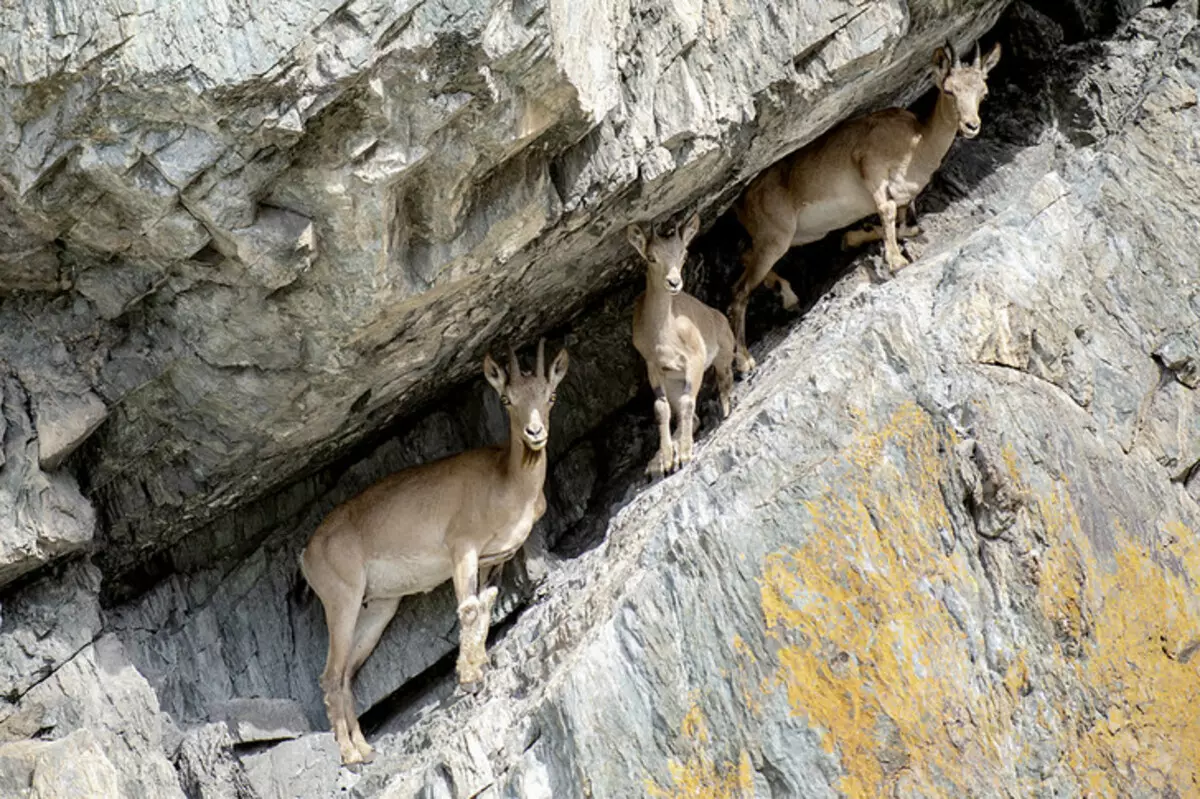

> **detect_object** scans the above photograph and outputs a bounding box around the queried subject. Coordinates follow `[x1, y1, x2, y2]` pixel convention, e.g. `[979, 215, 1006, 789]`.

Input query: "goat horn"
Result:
[508, 344, 521, 377]
[536, 338, 546, 378]
[944, 39, 957, 66]
[974, 42, 982, 66]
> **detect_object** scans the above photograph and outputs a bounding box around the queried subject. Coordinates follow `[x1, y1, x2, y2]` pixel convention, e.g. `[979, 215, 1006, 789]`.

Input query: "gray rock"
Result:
[1, 1, 1197, 798]
[0, 635, 183, 799]
[240, 733, 348, 799]
[0, 728, 122, 799]
[0, 376, 95, 589]
[2, 0, 1015, 581]
[211, 698, 311, 745]
[0, 560, 101, 701]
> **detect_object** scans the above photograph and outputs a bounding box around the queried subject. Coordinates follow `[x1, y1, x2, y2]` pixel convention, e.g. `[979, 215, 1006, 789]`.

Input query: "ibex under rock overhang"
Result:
[728, 40, 1002, 370]
[299, 339, 568, 765]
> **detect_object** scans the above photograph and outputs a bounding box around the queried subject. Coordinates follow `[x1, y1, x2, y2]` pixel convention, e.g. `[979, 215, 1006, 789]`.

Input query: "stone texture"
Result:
[232, 3, 1197, 795]
[0, 1, 1196, 798]
[0, 376, 95, 589]
[0, 0, 1010, 588]
[0, 634, 183, 798]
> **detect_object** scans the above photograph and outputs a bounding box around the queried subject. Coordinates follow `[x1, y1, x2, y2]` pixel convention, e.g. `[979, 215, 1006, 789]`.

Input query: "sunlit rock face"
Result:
[0, 0, 1007, 585]
[3, 0, 1199, 797]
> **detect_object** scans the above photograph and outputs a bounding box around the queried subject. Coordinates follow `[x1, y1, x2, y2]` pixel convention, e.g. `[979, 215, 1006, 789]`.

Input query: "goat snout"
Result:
[523, 410, 547, 449]
[665, 276, 683, 294]
[961, 119, 981, 138]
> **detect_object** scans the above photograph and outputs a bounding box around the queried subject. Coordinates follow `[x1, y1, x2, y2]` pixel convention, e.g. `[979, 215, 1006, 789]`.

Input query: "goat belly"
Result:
[793, 190, 875, 243]
[363, 553, 452, 599]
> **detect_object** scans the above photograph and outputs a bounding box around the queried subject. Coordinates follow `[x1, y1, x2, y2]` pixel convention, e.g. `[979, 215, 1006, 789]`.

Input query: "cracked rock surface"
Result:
[0, 0, 1008, 586]
[1, 0, 1199, 797]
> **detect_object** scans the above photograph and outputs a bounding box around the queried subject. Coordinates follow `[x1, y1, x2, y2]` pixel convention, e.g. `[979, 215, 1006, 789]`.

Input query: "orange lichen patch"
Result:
[1031, 482, 1200, 794]
[758, 402, 1015, 796]
[730, 635, 765, 717]
[645, 704, 755, 799]
[1071, 535, 1200, 792]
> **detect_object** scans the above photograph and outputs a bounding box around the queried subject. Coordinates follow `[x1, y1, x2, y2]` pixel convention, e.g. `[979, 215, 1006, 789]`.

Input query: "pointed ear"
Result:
[932, 46, 952, 86]
[547, 349, 569, 389]
[483, 353, 507, 395]
[679, 212, 700, 246]
[627, 224, 648, 259]
[981, 42, 1001, 75]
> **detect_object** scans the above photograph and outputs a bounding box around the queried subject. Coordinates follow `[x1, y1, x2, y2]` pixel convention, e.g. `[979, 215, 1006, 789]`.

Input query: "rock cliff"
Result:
[1, 0, 1198, 796]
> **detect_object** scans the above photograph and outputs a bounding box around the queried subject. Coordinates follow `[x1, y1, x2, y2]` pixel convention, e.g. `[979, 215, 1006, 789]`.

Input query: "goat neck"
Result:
[640, 270, 677, 336]
[916, 89, 963, 171]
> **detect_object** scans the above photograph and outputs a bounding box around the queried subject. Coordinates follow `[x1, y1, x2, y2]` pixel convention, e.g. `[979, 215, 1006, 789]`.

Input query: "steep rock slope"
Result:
[0, 0, 1006, 586]
[252, 4, 1199, 796]
[0, 0, 1197, 797]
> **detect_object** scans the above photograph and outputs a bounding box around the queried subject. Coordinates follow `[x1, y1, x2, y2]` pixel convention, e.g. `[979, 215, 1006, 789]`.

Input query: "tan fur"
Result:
[729, 41, 1001, 370]
[299, 340, 568, 765]
[628, 213, 742, 478]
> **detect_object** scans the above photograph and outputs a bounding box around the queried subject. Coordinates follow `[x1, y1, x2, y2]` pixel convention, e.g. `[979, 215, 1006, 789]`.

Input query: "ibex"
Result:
[629, 213, 741, 478]
[729, 41, 1002, 369]
[299, 340, 568, 765]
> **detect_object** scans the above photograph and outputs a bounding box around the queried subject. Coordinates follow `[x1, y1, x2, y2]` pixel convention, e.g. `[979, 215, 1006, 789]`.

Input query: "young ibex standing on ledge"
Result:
[729, 41, 1002, 369]
[300, 340, 568, 765]
[629, 213, 741, 478]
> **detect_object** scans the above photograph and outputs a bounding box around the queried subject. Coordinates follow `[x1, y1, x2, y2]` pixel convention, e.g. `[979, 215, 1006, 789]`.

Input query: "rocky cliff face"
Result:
[2, 0, 1199, 797]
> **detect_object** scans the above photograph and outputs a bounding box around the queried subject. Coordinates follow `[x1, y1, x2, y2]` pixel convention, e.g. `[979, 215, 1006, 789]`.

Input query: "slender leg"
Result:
[729, 236, 790, 373]
[865, 172, 908, 272]
[342, 596, 401, 761]
[674, 358, 704, 468]
[647, 369, 675, 479]
[761, 270, 800, 310]
[713, 342, 735, 419]
[451, 547, 490, 689]
[841, 219, 921, 250]
[317, 592, 364, 765]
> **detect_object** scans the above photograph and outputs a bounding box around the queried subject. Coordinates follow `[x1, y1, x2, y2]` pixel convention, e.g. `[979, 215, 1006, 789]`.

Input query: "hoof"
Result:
[355, 743, 377, 764]
[780, 289, 799, 311]
[646, 447, 676, 479]
[340, 748, 365, 767]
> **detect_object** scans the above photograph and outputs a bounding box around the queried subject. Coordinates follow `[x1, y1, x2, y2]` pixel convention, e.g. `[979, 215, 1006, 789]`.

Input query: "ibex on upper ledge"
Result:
[629, 213, 742, 478]
[729, 41, 1002, 369]
[299, 340, 568, 765]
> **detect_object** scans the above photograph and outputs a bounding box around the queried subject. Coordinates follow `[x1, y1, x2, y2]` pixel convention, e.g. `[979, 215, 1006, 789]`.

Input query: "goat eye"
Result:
[549, 392, 557, 404]
[500, 395, 511, 406]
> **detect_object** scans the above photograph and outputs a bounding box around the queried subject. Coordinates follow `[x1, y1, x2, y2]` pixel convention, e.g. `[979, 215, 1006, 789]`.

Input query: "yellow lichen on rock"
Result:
[758, 402, 1015, 797]
[1036, 492, 1200, 795]
[645, 704, 755, 799]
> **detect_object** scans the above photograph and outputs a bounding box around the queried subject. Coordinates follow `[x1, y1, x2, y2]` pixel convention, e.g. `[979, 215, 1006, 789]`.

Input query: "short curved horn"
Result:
[536, 338, 546, 378]
[973, 41, 982, 66]
[508, 344, 521, 377]
[945, 39, 958, 66]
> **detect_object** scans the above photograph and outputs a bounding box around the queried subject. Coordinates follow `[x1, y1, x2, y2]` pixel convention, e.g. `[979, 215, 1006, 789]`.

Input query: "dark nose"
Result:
[666, 276, 682, 292]
[963, 120, 980, 135]
[525, 424, 545, 439]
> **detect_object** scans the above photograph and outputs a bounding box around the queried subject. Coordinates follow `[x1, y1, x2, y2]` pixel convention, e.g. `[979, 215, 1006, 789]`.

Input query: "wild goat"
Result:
[629, 213, 742, 478]
[299, 340, 568, 765]
[729, 41, 1002, 369]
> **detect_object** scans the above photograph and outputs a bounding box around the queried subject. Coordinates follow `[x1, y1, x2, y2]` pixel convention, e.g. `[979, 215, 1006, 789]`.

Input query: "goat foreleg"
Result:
[647, 374, 676, 478]
[452, 547, 491, 690]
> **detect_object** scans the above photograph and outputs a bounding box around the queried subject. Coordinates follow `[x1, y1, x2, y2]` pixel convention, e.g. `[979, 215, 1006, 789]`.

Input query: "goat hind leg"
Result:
[343, 597, 401, 761]
[761, 270, 800, 310]
[729, 239, 790, 371]
[318, 595, 365, 765]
